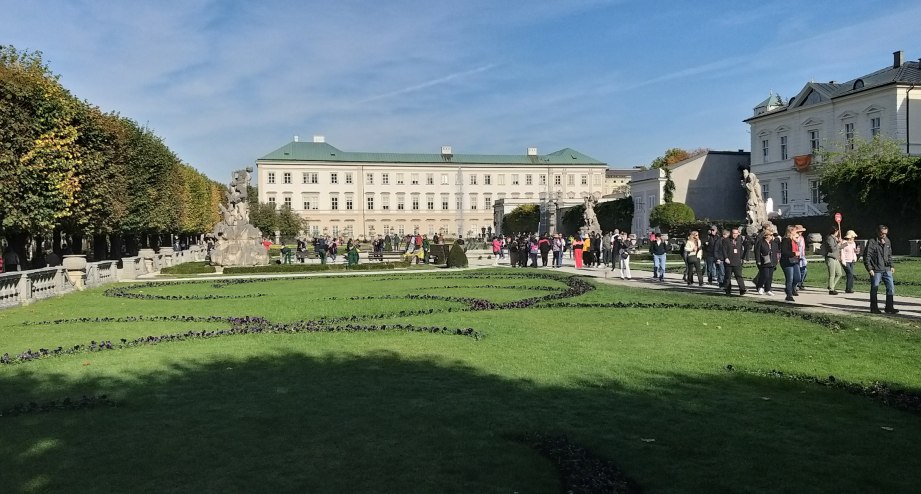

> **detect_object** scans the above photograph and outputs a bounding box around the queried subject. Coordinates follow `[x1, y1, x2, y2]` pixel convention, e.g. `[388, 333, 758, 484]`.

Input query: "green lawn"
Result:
[1, 269, 920, 493]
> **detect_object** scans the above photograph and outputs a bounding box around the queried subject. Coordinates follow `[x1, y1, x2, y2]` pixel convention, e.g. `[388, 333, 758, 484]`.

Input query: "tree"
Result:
[663, 168, 675, 203]
[502, 204, 540, 234]
[596, 197, 634, 232]
[649, 202, 695, 232]
[819, 136, 921, 252]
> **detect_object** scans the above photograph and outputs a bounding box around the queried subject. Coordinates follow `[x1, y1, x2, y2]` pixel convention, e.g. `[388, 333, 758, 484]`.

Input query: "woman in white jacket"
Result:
[684, 231, 704, 286]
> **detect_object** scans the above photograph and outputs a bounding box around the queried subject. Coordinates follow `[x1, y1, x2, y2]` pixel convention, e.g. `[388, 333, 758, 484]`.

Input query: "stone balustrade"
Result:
[0, 245, 207, 308]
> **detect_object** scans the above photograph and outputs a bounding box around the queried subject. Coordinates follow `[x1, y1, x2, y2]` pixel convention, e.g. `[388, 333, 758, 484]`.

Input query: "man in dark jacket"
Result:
[712, 229, 730, 287]
[649, 233, 668, 281]
[703, 226, 720, 285]
[863, 225, 897, 314]
[722, 228, 747, 296]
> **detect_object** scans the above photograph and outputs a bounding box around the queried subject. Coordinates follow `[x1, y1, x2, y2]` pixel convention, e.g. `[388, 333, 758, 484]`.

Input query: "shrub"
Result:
[447, 242, 469, 268]
[430, 244, 450, 265]
[649, 202, 695, 232]
[160, 262, 216, 275]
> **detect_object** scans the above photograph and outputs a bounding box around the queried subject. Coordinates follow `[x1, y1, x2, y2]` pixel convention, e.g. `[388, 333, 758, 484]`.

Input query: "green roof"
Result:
[258, 141, 606, 166]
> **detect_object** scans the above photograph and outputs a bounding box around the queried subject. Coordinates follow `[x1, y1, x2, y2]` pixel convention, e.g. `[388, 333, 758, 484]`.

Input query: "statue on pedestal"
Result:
[741, 168, 770, 237]
[210, 167, 269, 266]
[582, 196, 602, 235]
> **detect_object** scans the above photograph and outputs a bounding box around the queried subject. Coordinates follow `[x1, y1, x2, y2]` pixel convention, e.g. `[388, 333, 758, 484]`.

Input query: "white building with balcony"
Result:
[745, 50, 921, 217]
[256, 137, 607, 239]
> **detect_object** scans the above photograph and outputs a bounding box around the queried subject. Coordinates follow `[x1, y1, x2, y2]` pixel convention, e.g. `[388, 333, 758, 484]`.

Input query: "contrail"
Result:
[358, 63, 498, 103]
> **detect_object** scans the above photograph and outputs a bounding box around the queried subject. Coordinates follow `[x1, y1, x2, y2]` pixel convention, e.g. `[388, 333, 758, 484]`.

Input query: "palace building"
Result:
[745, 50, 921, 217]
[255, 137, 608, 239]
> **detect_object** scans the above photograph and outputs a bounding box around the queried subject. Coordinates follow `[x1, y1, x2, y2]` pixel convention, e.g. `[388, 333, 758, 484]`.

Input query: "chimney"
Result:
[313, 135, 325, 143]
[527, 147, 538, 156]
[294, 135, 299, 142]
[441, 145, 453, 156]
[894, 50, 904, 69]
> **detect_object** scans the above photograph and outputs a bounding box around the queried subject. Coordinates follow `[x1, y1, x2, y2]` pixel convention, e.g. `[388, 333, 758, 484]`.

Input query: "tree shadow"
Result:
[2, 350, 921, 493]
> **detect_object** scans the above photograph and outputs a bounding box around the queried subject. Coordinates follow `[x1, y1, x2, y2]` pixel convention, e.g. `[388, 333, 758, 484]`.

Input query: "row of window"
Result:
[302, 224, 487, 239]
[760, 117, 881, 163]
[267, 193, 499, 211]
[758, 180, 823, 205]
[265, 171, 600, 186]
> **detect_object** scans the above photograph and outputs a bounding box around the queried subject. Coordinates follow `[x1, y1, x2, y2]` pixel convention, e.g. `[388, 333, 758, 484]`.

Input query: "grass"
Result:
[1, 269, 920, 492]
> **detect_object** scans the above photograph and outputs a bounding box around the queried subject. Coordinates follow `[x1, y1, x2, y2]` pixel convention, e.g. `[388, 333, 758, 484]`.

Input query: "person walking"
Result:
[703, 226, 720, 285]
[795, 225, 808, 290]
[713, 229, 729, 287]
[539, 234, 551, 267]
[864, 225, 898, 314]
[618, 233, 635, 279]
[840, 230, 859, 293]
[756, 230, 777, 296]
[779, 225, 801, 302]
[551, 234, 564, 268]
[722, 228, 746, 296]
[684, 231, 704, 286]
[649, 233, 667, 282]
[824, 225, 847, 295]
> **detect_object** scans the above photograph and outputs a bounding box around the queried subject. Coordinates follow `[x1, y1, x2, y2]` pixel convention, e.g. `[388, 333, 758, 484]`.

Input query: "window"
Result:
[381, 195, 390, 210]
[411, 196, 419, 210]
[311, 225, 320, 237]
[470, 194, 478, 210]
[567, 175, 575, 186]
[283, 196, 292, 208]
[267, 196, 276, 204]
[581, 175, 588, 186]
[498, 174, 505, 185]
[345, 173, 353, 184]
[302, 196, 318, 210]
[442, 197, 449, 210]
[762, 139, 769, 163]
[427, 195, 434, 210]
[426, 173, 434, 185]
[456, 195, 463, 210]
[332, 226, 339, 237]
[346, 196, 353, 210]
[367, 196, 374, 210]
[845, 122, 855, 150]
[554, 175, 561, 185]
[484, 196, 492, 209]
[441, 174, 449, 185]
[780, 136, 788, 160]
[810, 180, 823, 204]
[398, 225, 405, 236]
[330, 172, 338, 184]
[484, 174, 491, 185]
[871, 116, 881, 137]
[525, 174, 532, 185]
[382, 173, 389, 185]
[283, 172, 291, 184]
[593, 174, 601, 186]
[366, 173, 374, 185]
[303, 200, 310, 210]
[809, 130, 820, 154]
[780, 182, 788, 205]
[470, 174, 478, 185]
[411, 173, 419, 185]
[397, 195, 405, 210]
[331, 196, 338, 210]
[267, 172, 276, 184]
[511, 174, 519, 185]
[396, 173, 404, 185]
[539, 175, 547, 186]
[761, 183, 769, 199]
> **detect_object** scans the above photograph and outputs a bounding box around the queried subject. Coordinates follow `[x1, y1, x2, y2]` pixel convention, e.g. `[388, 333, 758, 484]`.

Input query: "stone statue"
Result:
[582, 196, 602, 234]
[210, 167, 269, 266]
[742, 168, 769, 237]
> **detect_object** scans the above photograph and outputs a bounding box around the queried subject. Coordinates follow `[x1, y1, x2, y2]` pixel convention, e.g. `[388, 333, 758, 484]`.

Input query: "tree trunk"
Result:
[125, 234, 139, 256]
[52, 229, 63, 256]
[72, 233, 84, 255]
[93, 234, 108, 260]
[110, 235, 124, 259]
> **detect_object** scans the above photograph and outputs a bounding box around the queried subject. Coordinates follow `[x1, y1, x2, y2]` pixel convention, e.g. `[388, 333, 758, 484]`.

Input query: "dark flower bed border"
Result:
[2, 317, 480, 365]
[1, 395, 118, 418]
[105, 285, 265, 301]
[512, 433, 641, 494]
[549, 302, 843, 331]
[725, 365, 921, 416]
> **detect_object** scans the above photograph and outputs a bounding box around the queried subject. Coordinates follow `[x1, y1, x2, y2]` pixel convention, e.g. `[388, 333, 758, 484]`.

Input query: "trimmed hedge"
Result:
[160, 262, 216, 275]
[224, 261, 409, 275]
[447, 242, 469, 268]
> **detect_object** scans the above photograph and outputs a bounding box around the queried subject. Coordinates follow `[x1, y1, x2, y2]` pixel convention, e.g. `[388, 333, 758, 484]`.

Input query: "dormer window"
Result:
[853, 79, 864, 90]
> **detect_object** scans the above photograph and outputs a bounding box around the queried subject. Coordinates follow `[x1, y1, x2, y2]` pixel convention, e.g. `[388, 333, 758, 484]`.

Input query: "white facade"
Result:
[256, 138, 607, 239]
[630, 151, 750, 235]
[746, 51, 921, 217]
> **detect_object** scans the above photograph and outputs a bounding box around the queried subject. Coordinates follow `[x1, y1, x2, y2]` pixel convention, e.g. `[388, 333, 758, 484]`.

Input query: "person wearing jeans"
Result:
[649, 233, 667, 281]
[864, 225, 898, 314]
[824, 225, 846, 295]
[779, 225, 801, 302]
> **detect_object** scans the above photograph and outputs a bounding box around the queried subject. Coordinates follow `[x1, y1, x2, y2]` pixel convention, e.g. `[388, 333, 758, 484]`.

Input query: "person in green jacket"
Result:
[347, 242, 360, 266]
[422, 235, 431, 264]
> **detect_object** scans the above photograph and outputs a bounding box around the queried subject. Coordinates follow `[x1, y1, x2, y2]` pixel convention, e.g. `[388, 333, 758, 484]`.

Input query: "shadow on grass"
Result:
[2, 350, 921, 493]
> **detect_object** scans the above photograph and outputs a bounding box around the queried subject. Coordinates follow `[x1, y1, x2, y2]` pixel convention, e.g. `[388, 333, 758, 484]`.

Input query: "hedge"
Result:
[160, 262, 216, 275]
[224, 261, 409, 275]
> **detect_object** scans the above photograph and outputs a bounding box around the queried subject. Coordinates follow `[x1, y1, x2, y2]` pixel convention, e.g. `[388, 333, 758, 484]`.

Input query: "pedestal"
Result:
[62, 255, 87, 290]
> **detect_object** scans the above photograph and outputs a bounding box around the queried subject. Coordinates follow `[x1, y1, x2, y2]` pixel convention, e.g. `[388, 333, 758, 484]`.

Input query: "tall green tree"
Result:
[502, 204, 540, 234]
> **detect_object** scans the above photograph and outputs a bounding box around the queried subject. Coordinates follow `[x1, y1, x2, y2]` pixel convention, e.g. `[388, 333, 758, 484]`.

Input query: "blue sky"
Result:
[3, 0, 919, 180]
